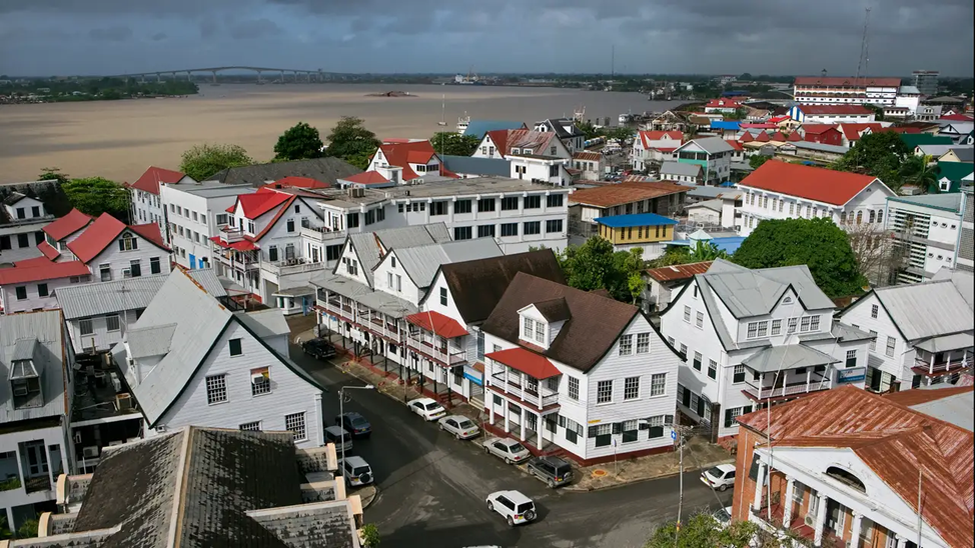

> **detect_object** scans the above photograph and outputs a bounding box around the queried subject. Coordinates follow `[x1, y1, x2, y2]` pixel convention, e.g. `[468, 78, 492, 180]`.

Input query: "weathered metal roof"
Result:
[700, 260, 835, 319]
[392, 238, 502, 289]
[874, 279, 974, 342]
[127, 324, 178, 359]
[11, 337, 38, 362]
[914, 332, 974, 353]
[57, 269, 226, 320]
[0, 310, 67, 423]
[660, 161, 702, 177]
[235, 309, 290, 339]
[742, 344, 838, 373]
[312, 271, 417, 318]
[931, 268, 974, 309]
[885, 386, 974, 432]
[440, 155, 511, 177]
[347, 223, 451, 286]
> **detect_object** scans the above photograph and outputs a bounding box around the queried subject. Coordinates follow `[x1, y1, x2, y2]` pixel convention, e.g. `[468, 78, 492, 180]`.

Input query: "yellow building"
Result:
[595, 213, 678, 246]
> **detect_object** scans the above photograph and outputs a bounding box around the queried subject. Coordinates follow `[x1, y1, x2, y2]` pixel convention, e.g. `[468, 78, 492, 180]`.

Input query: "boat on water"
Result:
[456, 112, 470, 134]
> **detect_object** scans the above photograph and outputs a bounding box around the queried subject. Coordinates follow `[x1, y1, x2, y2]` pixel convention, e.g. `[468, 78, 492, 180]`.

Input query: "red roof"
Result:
[940, 114, 974, 122]
[0, 259, 90, 285]
[770, 131, 787, 142]
[755, 132, 771, 143]
[739, 160, 880, 206]
[342, 171, 390, 185]
[209, 236, 259, 251]
[129, 166, 184, 195]
[839, 123, 885, 141]
[263, 176, 329, 190]
[37, 241, 59, 261]
[740, 123, 778, 129]
[572, 151, 602, 162]
[800, 123, 840, 135]
[229, 188, 292, 219]
[406, 311, 468, 339]
[794, 76, 901, 87]
[646, 261, 713, 282]
[739, 132, 755, 143]
[786, 131, 802, 142]
[768, 115, 791, 123]
[725, 140, 743, 151]
[377, 141, 439, 181]
[638, 130, 683, 149]
[704, 98, 743, 108]
[486, 347, 561, 380]
[67, 213, 169, 263]
[798, 105, 873, 116]
[43, 208, 92, 241]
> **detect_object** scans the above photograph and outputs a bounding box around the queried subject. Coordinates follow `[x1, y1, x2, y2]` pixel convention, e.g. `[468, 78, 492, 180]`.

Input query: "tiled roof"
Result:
[737, 385, 973, 548]
[482, 273, 639, 372]
[646, 261, 713, 282]
[340, 170, 390, 185]
[486, 347, 561, 379]
[738, 160, 881, 206]
[794, 76, 902, 87]
[129, 166, 185, 195]
[67, 213, 170, 263]
[0, 259, 90, 285]
[798, 105, 874, 115]
[42, 208, 93, 241]
[230, 187, 293, 219]
[568, 180, 690, 208]
[406, 310, 469, 338]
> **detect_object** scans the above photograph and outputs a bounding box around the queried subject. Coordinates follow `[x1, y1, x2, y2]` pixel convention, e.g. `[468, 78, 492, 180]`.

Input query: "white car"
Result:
[700, 463, 736, 492]
[713, 506, 733, 528]
[438, 415, 480, 440]
[407, 397, 447, 421]
[486, 490, 536, 527]
[482, 437, 531, 464]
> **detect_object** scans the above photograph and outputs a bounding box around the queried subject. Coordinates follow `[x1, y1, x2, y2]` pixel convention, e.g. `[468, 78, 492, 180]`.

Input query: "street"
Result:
[290, 342, 733, 548]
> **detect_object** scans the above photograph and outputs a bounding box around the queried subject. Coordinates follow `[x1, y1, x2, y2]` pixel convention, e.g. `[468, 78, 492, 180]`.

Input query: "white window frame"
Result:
[695, 311, 704, 329]
[567, 376, 580, 401]
[650, 373, 667, 397]
[886, 336, 896, 358]
[206, 374, 228, 405]
[596, 380, 613, 404]
[636, 333, 650, 354]
[619, 334, 633, 355]
[105, 314, 121, 332]
[787, 317, 798, 333]
[683, 306, 691, 323]
[623, 376, 640, 400]
[240, 421, 261, 431]
[79, 318, 94, 336]
[285, 412, 307, 442]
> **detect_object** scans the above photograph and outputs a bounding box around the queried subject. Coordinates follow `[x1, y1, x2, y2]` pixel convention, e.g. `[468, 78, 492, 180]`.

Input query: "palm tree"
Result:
[689, 241, 728, 262]
[900, 154, 938, 192]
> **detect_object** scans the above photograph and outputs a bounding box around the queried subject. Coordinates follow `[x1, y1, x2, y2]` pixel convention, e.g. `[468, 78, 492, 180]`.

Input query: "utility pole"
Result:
[674, 424, 689, 547]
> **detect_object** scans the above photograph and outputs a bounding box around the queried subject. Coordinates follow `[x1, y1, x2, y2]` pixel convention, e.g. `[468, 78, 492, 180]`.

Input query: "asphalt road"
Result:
[290, 343, 733, 548]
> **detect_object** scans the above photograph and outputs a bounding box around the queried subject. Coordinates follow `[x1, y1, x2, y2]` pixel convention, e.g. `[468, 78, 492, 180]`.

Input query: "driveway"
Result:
[291, 343, 732, 548]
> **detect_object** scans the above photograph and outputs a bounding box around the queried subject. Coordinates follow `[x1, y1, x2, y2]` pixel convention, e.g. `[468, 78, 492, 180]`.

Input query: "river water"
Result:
[0, 84, 681, 183]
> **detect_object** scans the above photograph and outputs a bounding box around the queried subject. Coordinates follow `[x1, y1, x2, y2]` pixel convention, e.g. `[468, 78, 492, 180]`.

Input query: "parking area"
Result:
[291, 340, 733, 548]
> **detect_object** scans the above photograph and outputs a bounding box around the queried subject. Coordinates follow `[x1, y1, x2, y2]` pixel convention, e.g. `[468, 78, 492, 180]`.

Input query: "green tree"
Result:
[62, 177, 130, 220]
[430, 131, 480, 156]
[38, 167, 70, 185]
[558, 237, 645, 303]
[16, 519, 38, 539]
[899, 154, 938, 192]
[749, 155, 772, 170]
[688, 240, 728, 262]
[360, 523, 381, 547]
[605, 126, 634, 144]
[862, 103, 885, 121]
[274, 122, 324, 161]
[322, 116, 382, 170]
[576, 120, 604, 140]
[831, 131, 907, 189]
[645, 513, 821, 548]
[733, 218, 867, 298]
[179, 143, 253, 181]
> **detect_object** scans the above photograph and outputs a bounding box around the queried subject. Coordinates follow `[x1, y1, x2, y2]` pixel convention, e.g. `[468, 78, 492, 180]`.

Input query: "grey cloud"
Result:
[199, 17, 219, 39]
[89, 26, 133, 41]
[228, 18, 284, 40]
[150, 32, 167, 41]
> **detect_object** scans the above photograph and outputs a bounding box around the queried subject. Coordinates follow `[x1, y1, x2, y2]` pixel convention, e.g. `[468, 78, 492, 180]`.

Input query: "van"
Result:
[341, 456, 373, 487]
[324, 425, 352, 453]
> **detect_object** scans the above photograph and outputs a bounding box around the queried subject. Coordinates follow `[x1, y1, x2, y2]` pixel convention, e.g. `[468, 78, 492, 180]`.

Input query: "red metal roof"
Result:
[229, 188, 292, 219]
[67, 213, 169, 263]
[739, 132, 754, 143]
[799, 123, 840, 135]
[263, 176, 329, 190]
[794, 76, 902, 87]
[646, 261, 713, 282]
[770, 131, 787, 142]
[486, 347, 561, 380]
[725, 140, 744, 150]
[406, 311, 468, 339]
[738, 385, 973, 548]
[0, 259, 90, 285]
[798, 105, 874, 115]
[882, 385, 974, 407]
[739, 160, 879, 206]
[377, 140, 440, 181]
[768, 115, 791, 123]
[638, 130, 683, 149]
[342, 171, 390, 185]
[129, 166, 184, 195]
[485, 129, 558, 159]
[43, 208, 92, 241]
[755, 132, 771, 142]
[37, 241, 59, 261]
[786, 131, 802, 142]
[209, 236, 259, 251]
[940, 114, 975, 122]
[572, 151, 602, 162]
[839, 123, 885, 141]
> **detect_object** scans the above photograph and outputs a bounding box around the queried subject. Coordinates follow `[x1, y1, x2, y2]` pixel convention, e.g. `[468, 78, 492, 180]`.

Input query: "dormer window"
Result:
[118, 233, 138, 251]
[782, 296, 793, 305]
[522, 317, 546, 345]
[9, 339, 42, 409]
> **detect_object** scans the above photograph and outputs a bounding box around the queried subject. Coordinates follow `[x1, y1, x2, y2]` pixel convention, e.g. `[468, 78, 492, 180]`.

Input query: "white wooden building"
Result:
[0, 258, 91, 314]
[159, 180, 255, 270]
[62, 213, 172, 282]
[127, 166, 190, 231]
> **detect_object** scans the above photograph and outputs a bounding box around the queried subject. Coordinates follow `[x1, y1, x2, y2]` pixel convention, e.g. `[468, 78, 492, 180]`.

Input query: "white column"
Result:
[503, 402, 510, 433]
[519, 406, 526, 441]
[752, 459, 767, 511]
[849, 512, 862, 548]
[487, 393, 495, 425]
[314, 392, 325, 447]
[896, 535, 907, 548]
[536, 413, 543, 449]
[813, 492, 828, 546]
[782, 476, 796, 525]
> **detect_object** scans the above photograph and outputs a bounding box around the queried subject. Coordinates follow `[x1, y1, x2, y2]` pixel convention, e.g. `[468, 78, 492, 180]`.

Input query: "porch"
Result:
[911, 346, 973, 378]
[741, 345, 840, 402]
[405, 311, 469, 368]
[484, 395, 561, 454]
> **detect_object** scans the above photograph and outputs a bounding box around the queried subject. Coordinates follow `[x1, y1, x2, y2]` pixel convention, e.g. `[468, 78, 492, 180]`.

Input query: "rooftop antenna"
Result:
[854, 7, 871, 86]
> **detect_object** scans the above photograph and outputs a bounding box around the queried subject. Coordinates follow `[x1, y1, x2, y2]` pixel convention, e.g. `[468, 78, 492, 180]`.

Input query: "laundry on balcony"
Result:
[405, 311, 468, 339]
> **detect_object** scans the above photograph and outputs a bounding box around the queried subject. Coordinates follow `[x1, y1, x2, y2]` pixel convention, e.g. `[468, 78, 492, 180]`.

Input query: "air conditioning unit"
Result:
[82, 446, 99, 459]
[251, 373, 266, 384]
[804, 515, 815, 527]
[115, 393, 133, 410]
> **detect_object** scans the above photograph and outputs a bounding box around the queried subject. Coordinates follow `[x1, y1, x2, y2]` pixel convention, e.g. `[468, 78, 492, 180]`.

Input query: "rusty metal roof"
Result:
[646, 261, 714, 283]
[569, 180, 690, 208]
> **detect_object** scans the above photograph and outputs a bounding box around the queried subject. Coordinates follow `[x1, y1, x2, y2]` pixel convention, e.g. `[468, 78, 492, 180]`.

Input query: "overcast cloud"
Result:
[0, 0, 971, 76]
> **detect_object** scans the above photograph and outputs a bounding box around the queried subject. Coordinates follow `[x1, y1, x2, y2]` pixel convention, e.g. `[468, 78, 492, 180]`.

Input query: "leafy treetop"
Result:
[831, 131, 908, 190]
[62, 177, 130, 221]
[274, 122, 324, 161]
[322, 116, 382, 170]
[430, 132, 481, 157]
[558, 236, 645, 303]
[179, 143, 253, 182]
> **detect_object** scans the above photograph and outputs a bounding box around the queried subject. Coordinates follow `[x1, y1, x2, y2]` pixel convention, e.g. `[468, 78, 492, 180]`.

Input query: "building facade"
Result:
[912, 70, 939, 97]
[886, 193, 965, 283]
[127, 166, 188, 232]
[160, 180, 256, 270]
[568, 181, 688, 244]
[594, 213, 677, 258]
[793, 76, 901, 106]
[672, 138, 735, 185]
[0, 258, 91, 314]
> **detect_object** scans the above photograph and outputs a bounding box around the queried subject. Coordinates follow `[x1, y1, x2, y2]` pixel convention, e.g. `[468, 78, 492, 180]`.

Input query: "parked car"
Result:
[341, 455, 373, 487]
[336, 412, 372, 438]
[485, 490, 537, 527]
[324, 425, 352, 453]
[713, 506, 733, 528]
[407, 397, 447, 421]
[700, 464, 736, 491]
[302, 338, 337, 360]
[526, 456, 573, 488]
[482, 437, 531, 464]
[438, 415, 480, 440]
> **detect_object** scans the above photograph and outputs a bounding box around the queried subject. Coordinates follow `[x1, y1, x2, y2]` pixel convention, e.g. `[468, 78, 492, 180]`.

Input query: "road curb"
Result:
[561, 458, 735, 493]
[359, 485, 379, 509]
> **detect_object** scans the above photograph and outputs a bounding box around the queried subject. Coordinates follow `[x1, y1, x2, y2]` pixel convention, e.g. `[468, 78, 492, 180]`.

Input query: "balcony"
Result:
[300, 225, 347, 243]
[263, 257, 326, 277]
[912, 354, 974, 377]
[743, 378, 832, 401]
[408, 334, 467, 367]
[221, 227, 245, 243]
[319, 298, 354, 323]
[489, 370, 560, 410]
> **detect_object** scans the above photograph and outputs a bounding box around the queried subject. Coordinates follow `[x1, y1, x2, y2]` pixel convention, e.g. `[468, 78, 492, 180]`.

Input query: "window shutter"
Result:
[748, 459, 761, 481]
[649, 426, 664, 439]
[587, 426, 598, 438]
[724, 409, 734, 428]
[612, 423, 622, 435]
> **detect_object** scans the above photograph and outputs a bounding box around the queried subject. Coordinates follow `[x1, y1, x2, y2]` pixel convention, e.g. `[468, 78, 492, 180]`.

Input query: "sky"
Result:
[1, 0, 972, 77]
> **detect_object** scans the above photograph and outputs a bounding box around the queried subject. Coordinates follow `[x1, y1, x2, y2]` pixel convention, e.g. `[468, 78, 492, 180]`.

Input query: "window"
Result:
[800, 316, 812, 332]
[693, 351, 702, 371]
[285, 412, 307, 441]
[150, 257, 162, 275]
[787, 317, 798, 334]
[683, 306, 691, 323]
[251, 368, 271, 395]
[886, 336, 896, 358]
[105, 314, 121, 332]
[363, 211, 375, 226]
[695, 311, 704, 329]
[346, 213, 360, 228]
[100, 264, 112, 282]
[724, 406, 751, 428]
[34, 282, 50, 298]
[478, 198, 496, 212]
[118, 233, 138, 251]
[524, 195, 541, 209]
[16, 207, 25, 219]
[130, 260, 142, 278]
[430, 201, 448, 216]
[216, 213, 228, 226]
[771, 319, 782, 336]
[591, 423, 612, 447]
[708, 359, 717, 379]
[439, 287, 448, 306]
[621, 419, 639, 443]
[747, 322, 758, 339]
[15, 286, 27, 300]
[757, 321, 769, 337]
[870, 304, 879, 319]
[523, 221, 541, 235]
[619, 334, 633, 355]
[693, 285, 698, 299]
[845, 350, 857, 368]
[206, 374, 228, 404]
[596, 380, 613, 404]
[679, 343, 687, 357]
[77, 318, 94, 336]
[501, 196, 519, 211]
[809, 315, 820, 332]
[546, 194, 564, 208]
[240, 421, 261, 432]
[636, 333, 650, 353]
[395, 275, 402, 291]
[500, 223, 518, 237]
[650, 373, 666, 396]
[623, 377, 640, 400]
[534, 320, 544, 342]
[523, 317, 534, 339]
[546, 219, 563, 233]
[454, 226, 472, 240]
[568, 376, 580, 400]
[477, 225, 495, 238]
[869, 330, 877, 351]
[229, 338, 243, 356]
[733, 364, 746, 383]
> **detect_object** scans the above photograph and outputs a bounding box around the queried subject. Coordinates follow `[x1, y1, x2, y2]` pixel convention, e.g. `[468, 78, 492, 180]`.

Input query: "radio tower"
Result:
[854, 7, 871, 85]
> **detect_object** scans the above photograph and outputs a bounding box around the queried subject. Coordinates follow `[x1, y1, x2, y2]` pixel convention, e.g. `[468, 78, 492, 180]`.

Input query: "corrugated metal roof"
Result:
[888, 193, 963, 212]
[0, 310, 67, 423]
[874, 279, 974, 342]
[742, 344, 838, 372]
[393, 238, 502, 289]
[680, 137, 735, 154]
[127, 324, 178, 359]
[312, 271, 417, 318]
[931, 269, 974, 309]
[700, 260, 834, 318]
[646, 261, 713, 283]
[11, 337, 38, 362]
[660, 161, 702, 177]
[56, 269, 226, 320]
[913, 332, 974, 353]
[440, 155, 511, 177]
[235, 309, 290, 339]
[348, 224, 451, 286]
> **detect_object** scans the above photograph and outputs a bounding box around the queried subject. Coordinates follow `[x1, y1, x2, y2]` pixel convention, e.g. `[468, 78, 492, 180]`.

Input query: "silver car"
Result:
[438, 415, 480, 440]
[482, 437, 531, 464]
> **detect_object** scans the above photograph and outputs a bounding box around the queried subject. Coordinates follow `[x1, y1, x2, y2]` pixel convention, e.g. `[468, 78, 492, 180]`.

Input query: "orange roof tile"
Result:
[739, 160, 880, 206]
[568, 181, 690, 208]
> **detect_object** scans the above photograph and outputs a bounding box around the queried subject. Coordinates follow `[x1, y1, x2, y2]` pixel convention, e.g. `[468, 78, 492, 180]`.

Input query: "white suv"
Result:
[341, 456, 374, 487]
[485, 490, 536, 527]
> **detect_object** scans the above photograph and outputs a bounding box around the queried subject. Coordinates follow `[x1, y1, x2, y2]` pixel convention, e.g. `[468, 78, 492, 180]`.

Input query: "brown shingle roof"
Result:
[481, 273, 638, 372]
[569, 181, 689, 208]
[437, 250, 565, 325]
[532, 297, 571, 322]
[738, 386, 973, 548]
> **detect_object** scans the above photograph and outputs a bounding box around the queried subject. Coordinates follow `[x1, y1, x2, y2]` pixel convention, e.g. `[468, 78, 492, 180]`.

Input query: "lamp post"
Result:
[338, 384, 374, 479]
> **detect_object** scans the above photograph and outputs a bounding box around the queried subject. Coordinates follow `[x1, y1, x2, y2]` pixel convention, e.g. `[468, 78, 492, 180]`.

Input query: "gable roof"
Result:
[0, 258, 90, 285]
[57, 269, 225, 320]
[737, 385, 973, 548]
[678, 137, 735, 154]
[0, 310, 68, 424]
[129, 166, 185, 195]
[870, 279, 974, 342]
[42, 208, 93, 241]
[945, 146, 974, 162]
[485, 129, 559, 158]
[646, 261, 713, 283]
[390, 238, 502, 289]
[377, 140, 439, 180]
[738, 160, 883, 206]
[462, 120, 527, 139]
[230, 187, 293, 219]
[931, 268, 974, 309]
[660, 161, 702, 177]
[800, 123, 840, 136]
[573, 151, 602, 162]
[638, 130, 683, 149]
[839, 123, 885, 142]
[568, 180, 689, 208]
[346, 224, 451, 286]
[436, 249, 565, 325]
[67, 213, 170, 263]
[536, 118, 584, 140]
[340, 171, 390, 186]
[208, 157, 362, 188]
[884, 386, 974, 432]
[481, 273, 638, 372]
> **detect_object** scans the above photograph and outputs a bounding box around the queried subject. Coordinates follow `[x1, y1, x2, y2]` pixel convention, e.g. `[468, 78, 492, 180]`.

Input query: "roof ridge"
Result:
[168, 426, 194, 548]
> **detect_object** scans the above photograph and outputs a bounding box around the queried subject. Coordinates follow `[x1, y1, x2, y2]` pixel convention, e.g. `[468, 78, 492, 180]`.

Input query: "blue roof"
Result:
[462, 120, 527, 139]
[669, 237, 746, 254]
[440, 155, 511, 177]
[710, 121, 741, 130]
[594, 213, 679, 228]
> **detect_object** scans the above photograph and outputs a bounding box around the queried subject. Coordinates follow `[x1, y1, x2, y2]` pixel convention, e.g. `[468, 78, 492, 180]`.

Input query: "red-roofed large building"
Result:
[39, 208, 93, 261]
[789, 104, 877, 124]
[732, 386, 973, 548]
[0, 258, 91, 313]
[366, 140, 455, 183]
[793, 76, 902, 107]
[631, 130, 684, 170]
[127, 166, 190, 229]
[798, 123, 844, 146]
[703, 98, 744, 114]
[737, 160, 895, 236]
